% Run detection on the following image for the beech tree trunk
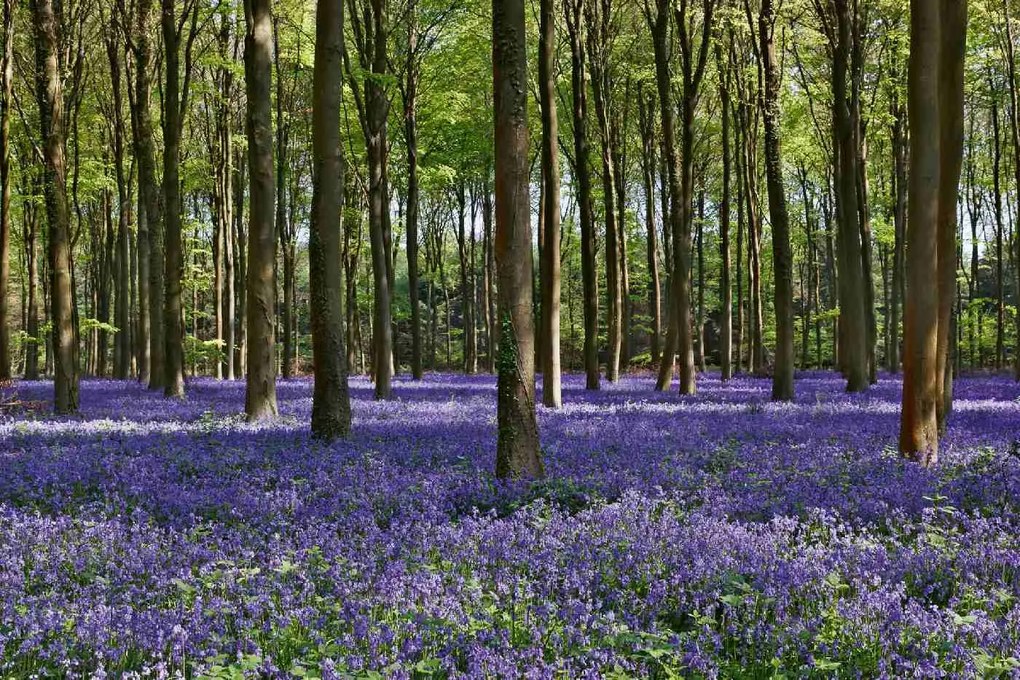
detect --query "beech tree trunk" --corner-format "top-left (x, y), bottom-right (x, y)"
top-left (758, 0), bottom-right (794, 401)
top-left (161, 0), bottom-right (191, 398)
top-left (243, 0), bottom-right (278, 419)
top-left (402, 4), bottom-right (423, 380)
top-left (33, 0), bottom-right (79, 412)
top-left (107, 32), bottom-right (131, 380)
top-left (901, 0), bottom-right (968, 465)
top-left (0, 0), bottom-right (11, 381)
top-left (309, 0), bottom-right (351, 439)
top-left (716, 43), bottom-right (732, 380)
top-left (565, 0), bottom-right (600, 390)
top-left (638, 86), bottom-right (661, 367)
top-left (274, 20), bottom-right (294, 381)
top-left (492, 0), bottom-right (542, 479)
top-left (830, 0), bottom-right (869, 392)
top-left (130, 0), bottom-right (160, 388)
top-left (539, 0), bottom-right (561, 407)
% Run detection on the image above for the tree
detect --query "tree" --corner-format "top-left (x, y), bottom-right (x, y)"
top-left (346, 0), bottom-right (394, 400)
top-left (564, 0), bottom-right (599, 390)
top-left (242, 0), bottom-right (278, 419)
top-left (539, 0), bottom-right (561, 408)
top-left (0, 0), bottom-right (11, 381)
top-left (309, 0), bottom-right (351, 439)
top-left (161, 0), bottom-right (199, 398)
top-left (753, 0), bottom-right (794, 401)
top-left (647, 0), bottom-right (715, 394)
top-left (32, 0), bottom-right (78, 412)
top-left (715, 36), bottom-right (733, 381)
top-left (900, 0), bottom-right (967, 465)
top-left (493, 0), bottom-right (542, 479)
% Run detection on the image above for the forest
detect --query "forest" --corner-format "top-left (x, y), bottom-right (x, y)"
top-left (1, 0), bottom-right (1019, 675)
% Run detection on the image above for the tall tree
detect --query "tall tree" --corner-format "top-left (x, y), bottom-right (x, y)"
top-left (161, 0), bottom-right (199, 398)
top-left (107, 20), bottom-right (132, 380)
top-left (587, 0), bottom-right (623, 382)
top-left (816, 0), bottom-right (869, 392)
top-left (539, 0), bottom-right (561, 407)
top-left (565, 0), bottom-right (599, 390)
top-left (492, 0), bottom-right (542, 479)
top-left (638, 84), bottom-right (661, 367)
top-left (32, 0), bottom-right (79, 412)
top-left (124, 0), bottom-right (160, 388)
top-left (715, 36), bottom-right (733, 381)
top-left (346, 0), bottom-right (394, 399)
top-left (309, 0), bottom-right (351, 439)
top-left (0, 0), bottom-right (11, 381)
top-left (900, 0), bottom-right (967, 465)
top-left (242, 0), bottom-right (278, 419)
top-left (753, 0), bottom-right (794, 400)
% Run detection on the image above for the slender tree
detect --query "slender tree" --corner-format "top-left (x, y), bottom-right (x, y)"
top-left (32, 0), bottom-right (79, 412)
top-left (755, 0), bottom-right (794, 400)
top-left (539, 0), bottom-right (561, 407)
top-left (0, 0), bottom-right (11, 381)
top-left (242, 0), bottom-right (278, 418)
top-left (309, 0), bottom-right (351, 438)
top-left (565, 0), bottom-right (599, 390)
top-left (493, 0), bottom-right (542, 479)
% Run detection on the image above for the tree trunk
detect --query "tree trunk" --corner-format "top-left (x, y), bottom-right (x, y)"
top-left (889, 68), bottom-right (906, 373)
top-left (0, 0), bottom-right (11, 381)
top-left (935, 0), bottom-right (966, 432)
top-left (309, 0), bottom-right (351, 438)
top-left (130, 0), bottom-right (160, 388)
top-left (565, 0), bottom-right (600, 390)
top-left (758, 0), bottom-right (794, 401)
top-left (274, 21), bottom-right (293, 380)
top-left (901, 0), bottom-right (967, 464)
top-left (716, 45), bottom-right (732, 380)
top-left (108, 34), bottom-right (132, 380)
top-left (403, 9), bottom-right (423, 380)
top-left (587, 11), bottom-right (621, 383)
top-left (829, 0), bottom-right (869, 392)
top-left (992, 93), bottom-right (1006, 369)
top-left (23, 177), bottom-right (40, 380)
top-left (161, 0), bottom-right (188, 397)
top-left (493, 0), bottom-right (542, 479)
top-left (243, 0), bottom-right (278, 419)
top-left (539, 0), bottom-right (561, 407)
top-left (33, 0), bottom-right (79, 411)
top-left (638, 87), bottom-right (661, 367)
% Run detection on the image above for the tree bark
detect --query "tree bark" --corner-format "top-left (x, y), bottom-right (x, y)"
top-left (161, 0), bottom-right (192, 398)
top-left (539, 0), bottom-right (561, 407)
top-left (638, 86), bottom-right (661, 367)
top-left (935, 0), bottom-right (966, 432)
top-left (901, 0), bottom-right (967, 464)
top-left (33, 0), bottom-right (79, 412)
top-left (107, 32), bottom-right (132, 380)
top-left (274, 18), bottom-right (294, 380)
top-left (243, 0), bottom-right (278, 419)
top-left (402, 3), bottom-right (423, 380)
top-left (829, 0), bottom-right (869, 392)
top-left (716, 42), bottom-right (732, 380)
top-left (0, 0), bottom-right (11, 381)
top-left (565, 0), bottom-right (599, 390)
top-left (757, 0), bottom-right (794, 400)
top-left (493, 0), bottom-right (542, 479)
top-left (309, 0), bottom-right (351, 438)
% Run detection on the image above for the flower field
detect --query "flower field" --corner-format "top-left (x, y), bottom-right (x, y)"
top-left (2, 373), bottom-right (1020, 678)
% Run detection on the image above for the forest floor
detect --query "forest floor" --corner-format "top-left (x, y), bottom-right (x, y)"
top-left (1, 372), bottom-right (1020, 678)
